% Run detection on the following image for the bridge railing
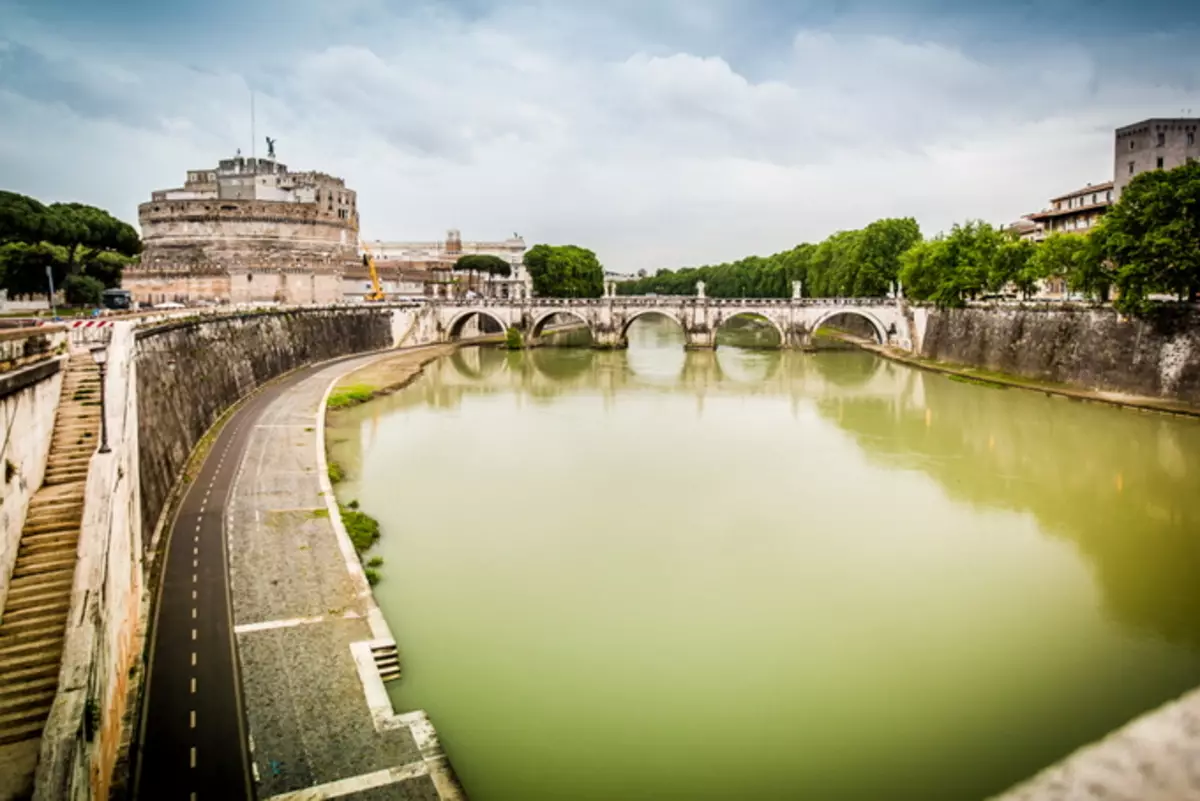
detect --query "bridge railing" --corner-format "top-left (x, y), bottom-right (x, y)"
top-left (429, 296), bottom-right (902, 307)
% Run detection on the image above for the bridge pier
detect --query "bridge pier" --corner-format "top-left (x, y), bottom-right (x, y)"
top-left (684, 329), bottom-right (716, 350)
top-left (591, 327), bottom-right (627, 350)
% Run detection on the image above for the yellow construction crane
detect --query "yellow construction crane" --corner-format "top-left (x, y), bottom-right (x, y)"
top-left (352, 216), bottom-right (386, 302)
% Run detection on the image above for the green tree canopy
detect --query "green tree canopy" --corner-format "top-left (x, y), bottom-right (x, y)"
top-left (1094, 161), bottom-right (1200, 312)
top-left (524, 244), bottom-right (604, 298)
top-left (0, 190), bottom-right (139, 298)
top-left (618, 218), bottom-right (919, 299)
top-left (454, 253), bottom-right (512, 277)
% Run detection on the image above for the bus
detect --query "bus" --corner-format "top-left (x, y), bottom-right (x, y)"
top-left (102, 288), bottom-right (133, 311)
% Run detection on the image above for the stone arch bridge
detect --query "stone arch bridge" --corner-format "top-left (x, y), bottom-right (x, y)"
top-left (427, 295), bottom-right (913, 349)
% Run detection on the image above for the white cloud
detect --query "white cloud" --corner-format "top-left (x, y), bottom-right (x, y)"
top-left (0, 3), bottom-right (1196, 272)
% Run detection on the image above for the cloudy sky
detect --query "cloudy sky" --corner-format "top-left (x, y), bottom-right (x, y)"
top-left (1, 0), bottom-right (1197, 271)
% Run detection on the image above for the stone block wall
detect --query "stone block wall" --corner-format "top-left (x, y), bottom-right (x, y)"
top-left (0, 359), bottom-right (64, 617)
top-left (916, 305), bottom-right (1200, 404)
top-left (135, 308), bottom-right (392, 543)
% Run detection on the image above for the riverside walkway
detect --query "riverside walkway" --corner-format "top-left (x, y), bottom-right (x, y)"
top-left (136, 346), bottom-right (463, 800)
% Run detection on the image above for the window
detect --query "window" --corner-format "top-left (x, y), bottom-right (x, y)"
top-left (1157, 132), bottom-right (1166, 147)
top-left (1189, 132), bottom-right (1196, 146)
top-left (1129, 161), bottom-right (1135, 175)
top-left (1130, 140), bottom-right (1136, 150)
top-left (1157, 157), bottom-right (1164, 169)
top-left (1106, 190), bottom-right (1112, 202)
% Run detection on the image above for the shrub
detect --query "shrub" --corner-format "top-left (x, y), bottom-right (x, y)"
top-left (62, 274), bottom-right (105, 306)
top-left (327, 461), bottom-right (346, 484)
top-left (366, 556), bottom-right (384, 568)
top-left (504, 326), bottom-right (524, 350)
top-left (364, 567), bottom-right (381, 586)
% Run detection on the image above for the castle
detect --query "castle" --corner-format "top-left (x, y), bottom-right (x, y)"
top-left (124, 154), bottom-right (358, 305)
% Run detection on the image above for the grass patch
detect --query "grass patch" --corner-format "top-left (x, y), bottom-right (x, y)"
top-left (364, 567), bottom-right (381, 586)
top-left (311, 508), bottom-right (329, 519)
top-left (366, 556), bottom-right (384, 568)
top-left (327, 460), bottom-right (346, 484)
top-left (327, 383), bottom-right (376, 410)
top-left (948, 374), bottom-right (1007, 388)
top-left (340, 503), bottom-right (380, 554)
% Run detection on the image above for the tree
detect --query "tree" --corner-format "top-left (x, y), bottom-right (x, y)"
top-left (0, 191), bottom-right (60, 244)
top-left (989, 237), bottom-right (1037, 297)
top-left (524, 244), bottom-right (604, 298)
top-left (62, 274), bottom-right (105, 306)
top-left (900, 238), bottom-right (961, 306)
top-left (0, 241), bottom-right (69, 296)
top-left (1026, 233), bottom-right (1087, 298)
top-left (48, 202), bottom-right (141, 273)
top-left (454, 253), bottom-right (512, 278)
top-left (854, 217), bottom-right (922, 296)
top-left (1096, 161), bottom-right (1200, 312)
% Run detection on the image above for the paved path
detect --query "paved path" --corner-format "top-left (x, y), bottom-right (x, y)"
top-left (135, 347), bottom-right (462, 801)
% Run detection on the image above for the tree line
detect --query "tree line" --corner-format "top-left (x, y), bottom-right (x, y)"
top-left (0, 190), bottom-right (141, 305)
top-left (617, 161), bottom-right (1200, 314)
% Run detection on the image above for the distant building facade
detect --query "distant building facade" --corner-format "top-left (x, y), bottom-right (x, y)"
top-left (346, 229), bottom-right (530, 301)
top-left (1114, 118), bottom-right (1200, 199)
top-left (126, 154), bottom-right (358, 305)
top-left (1023, 181), bottom-right (1113, 241)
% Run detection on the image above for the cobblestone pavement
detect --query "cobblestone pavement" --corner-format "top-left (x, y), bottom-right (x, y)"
top-left (228, 353), bottom-right (455, 800)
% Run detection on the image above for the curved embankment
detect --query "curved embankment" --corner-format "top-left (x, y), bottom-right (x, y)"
top-left (909, 305), bottom-right (1200, 415)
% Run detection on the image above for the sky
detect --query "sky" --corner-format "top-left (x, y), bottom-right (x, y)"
top-left (1, 0), bottom-right (1198, 272)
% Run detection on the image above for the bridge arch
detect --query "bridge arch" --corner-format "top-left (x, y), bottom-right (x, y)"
top-left (529, 309), bottom-right (594, 342)
top-left (447, 308), bottom-right (509, 340)
top-left (619, 309), bottom-right (686, 340)
top-left (810, 308), bottom-right (889, 345)
top-left (712, 310), bottom-right (785, 349)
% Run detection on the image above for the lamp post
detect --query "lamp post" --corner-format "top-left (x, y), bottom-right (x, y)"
top-left (90, 345), bottom-right (111, 454)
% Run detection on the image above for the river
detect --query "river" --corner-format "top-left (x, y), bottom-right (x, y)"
top-left (326, 316), bottom-right (1200, 801)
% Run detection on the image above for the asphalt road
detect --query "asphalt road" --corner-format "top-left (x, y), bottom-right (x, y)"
top-left (132, 360), bottom-right (353, 801)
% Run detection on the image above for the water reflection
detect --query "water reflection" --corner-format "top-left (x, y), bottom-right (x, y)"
top-left (397, 337), bottom-right (1200, 650)
top-left (328, 321), bottom-right (1200, 801)
top-left (816, 372), bottom-right (1200, 648)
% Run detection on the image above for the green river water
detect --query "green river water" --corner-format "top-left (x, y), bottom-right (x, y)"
top-left (326, 317), bottom-right (1200, 801)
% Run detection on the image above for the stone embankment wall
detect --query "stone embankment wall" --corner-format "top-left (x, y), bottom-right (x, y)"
top-left (0, 356), bottom-right (64, 618)
top-left (35, 324), bottom-right (142, 801)
top-left (136, 308), bottom-right (394, 543)
top-left (914, 305), bottom-right (1200, 404)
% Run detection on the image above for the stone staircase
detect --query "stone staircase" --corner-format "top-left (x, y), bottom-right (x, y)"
top-left (0, 353), bottom-right (100, 747)
top-left (371, 641), bottom-right (401, 683)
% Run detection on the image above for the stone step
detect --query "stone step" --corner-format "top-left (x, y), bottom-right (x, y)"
top-left (0, 619), bottom-right (66, 646)
top-left (19, 533), bottom-right (79, 555)
top-left (0, 660), bottom-right (59, 687)
top-left (7, 568), bottom-right (75, 593)
top-left (12, 553), bottom-right (77, 578)
top-left (41, 471), bottom-right (90, 487)
top-left (21, 518), bottom-right (81, 538)
top-left (47, 448), bottom-right (94, 462)
top-left (0, 675), bottom-right (59, 706)
top-left (28, 487), bottom-right (85, 507)
top-left (0, 689), bottom-right (57, 717)
top-left (3, 584), bottom-right (73, 613)
top-left (2, 598), bottom-right (70, 625)
top-left (23, 499), bottom-right (83, 522)
top-left (0, 640), bottom-right (62, 671)
top-left (0, 700), bottom-right (53, 737)
top-left (0, 611), bottom-right (66, 640)
top-left (17, 543), bottom-right (77, 565)
top-left (0, 718), bottom-right (48, 747)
